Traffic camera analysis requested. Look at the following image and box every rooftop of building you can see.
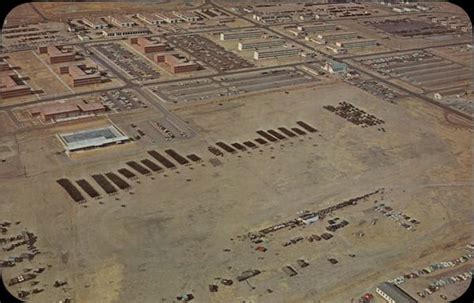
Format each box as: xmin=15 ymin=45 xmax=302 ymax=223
xmin=155 ymin=11 xmax=180 ymax=19
xmin=31 ymin=100 xmax=106 ymax=116
xmin=376 ymin=282 xmax=418 ymax=303
xmin=317 ymin=31 xmax=357 ymax=36
xmin=82 ymin=16 xmax=108 ymax=24
xmin=68 ymin=65 xmax=100 ymax=79
xmin=47 ymin=45 xmax=75 ymax=57
xmin=109 ymin=15 xmax=135 ymax=24
xmin=0 ymin=74 xmax=26 ymax=89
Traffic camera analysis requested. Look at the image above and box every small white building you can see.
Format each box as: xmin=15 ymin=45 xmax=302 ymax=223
xmin=322 ymin=59 xmax=347 ymax=74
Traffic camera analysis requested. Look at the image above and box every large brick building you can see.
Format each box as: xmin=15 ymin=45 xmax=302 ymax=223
xmin=0 ymin=74 xmax=33 ymax=99
xmin=129 ymin=36 xmax=168 ymax=54
xmin=164 ymin=53 xmax=200 ymax=73
xmin=58 ymin=64 xmax=102 ymax=87
xmin=30 ymin=100 xmax=107 ymax=123
xmin=38 ymin=45 xmax=76 ymax=64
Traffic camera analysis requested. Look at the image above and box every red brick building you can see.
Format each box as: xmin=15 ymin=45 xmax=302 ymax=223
xmin=38 ymin=46 xmax=76 ymax=64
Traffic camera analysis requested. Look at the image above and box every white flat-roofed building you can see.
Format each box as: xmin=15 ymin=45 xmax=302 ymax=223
xmin=253 ymin=47 xmax=301 ymax=60
xmin=238 ymin=40 xmax=286 ymax=51
xmin=173 ymin=11 xmax=199 ymax=22
xmin=335 ymin=38 xmax=377 ymax=49
xmin=297 ymin=23 xmax=337 ymax=33
xmin=102 ymin=27 xmax=151 ymax=37
xmin=376 ymin=282 xmax=418 ymax=303
xmin=155 ymin=12 xmax=181 ymax=23
xmin=108 ymin=15 xmax=136 ymax=28
xmin=253 ymin=13 xmax=292 ymax=24
xmin=82 ymin=17 xmax=108 ymax=29
xmin=58 ymin=125 xmax=130 ymax=152
xmin=317 ymin=31 xmax=357 ymax=42
xmin=220 ymin=30 xmax=264 ymax=41
xmin=136 ymin=13 xmax=166 ymax=25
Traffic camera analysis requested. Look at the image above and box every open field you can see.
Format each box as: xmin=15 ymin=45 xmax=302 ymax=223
xmin=1 ymin=81 xmax=472 ymax=302
xmin=6 ymin=50 xmax=70 ymax=96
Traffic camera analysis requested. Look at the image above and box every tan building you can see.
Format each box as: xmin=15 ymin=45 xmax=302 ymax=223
xmin=108 ymin=15 xmax=136 ymax=28
xmin=136 ymin=13 xmax=166 ymax=25
xmin=172 ymin=11 xmax=199 ymax=22
xmin=155 ymin=12 xmax=181 ymax=23
xmin=30 ymin=100 xmax=107 ymax=122
xmin=82 ymin=17 xmax=108 ymax=29
xmin=102 ymin=27 xmax=151 ymax=37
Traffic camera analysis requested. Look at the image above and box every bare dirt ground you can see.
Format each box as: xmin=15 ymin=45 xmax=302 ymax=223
xmin=0 ymin=81 xmax=471 ymax=302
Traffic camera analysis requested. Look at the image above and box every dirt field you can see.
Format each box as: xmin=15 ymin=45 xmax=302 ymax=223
xmin=0 ymin=81 xmax=471 ymax=302
xmin=29 ymin=1 xmax=206 ymax=20
xmin=4 ymin=3 xmax=44 ymax=25
xmin=7 ymin=50 xmax=71 ymax=96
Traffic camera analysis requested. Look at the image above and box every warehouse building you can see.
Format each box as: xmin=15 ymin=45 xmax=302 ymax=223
xmin=297 ymin=23 xmax=337 ymax=33
xmin=129 ymin=36 xmax=168 ymax=54
xmin=173 ymin=11 xmax=199 ymax=22
xmin=220 ymin=29 xmax=264 ymax=41
xmin=376 ymin=282 xmax=418 ymax=303
xmin=253 ymin=47 xmax=301 ymax=60
xmin=0 ymin=74 xmax=33 ymax=99
xmin=155 ymin=12 xmax=181 ymax=23
xmin=102 ymin=27 xmax=151 ymax=37
xmin=317 ymin=31 xmax=357 ymax=42
xmin=335 ymin=38 xmax=377 ymax=49
xmin=136 ymin=13 xmax=167 ymax=25
xmin=59 ymin=64 xmax=102 ymax=87
xmin=82 ymin=17 xmax=108 ymax=29
xmin=38 ymin=45 xmax=76 ymax=64
xmin=253 ymin=12 xmax=292 ymax=24
xmin=58 ymin=125 xmax=130 ymax=152
xmin=30 ymin=100 xmax=107 ymax=123
xmin=238 ymin=40 xmax=286 ymax=51
xmin=108 ymin=15 xmax=136 ymax=28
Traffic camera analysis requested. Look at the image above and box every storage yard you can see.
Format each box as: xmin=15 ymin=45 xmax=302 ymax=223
xmin=0 ymin=1 xmax=472 ymax=303
xmin=354 ymin=51 xmax=472 ymax=93
xmin=150 ymin=67 xmax=320 ymax=104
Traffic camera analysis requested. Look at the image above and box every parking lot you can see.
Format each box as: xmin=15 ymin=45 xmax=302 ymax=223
xmin=150 ymin=67 xmax=317 ymax=104
xmin=98 ymin=89 xmax=148 ymax=112
xmin=118 ymin=117 xmax=189 ymax=145
xmin=356 ymin=51 xmax=472 ymax=92
xmin=168 ymin=34 xmax=255 ymax=72
xmin=349 ymin=79 xmax=404 ymax=103
xmin=363 ymin=18 xmax=457 ymax=38
xmin=93 ymin=43 xmax=161 ymax=81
